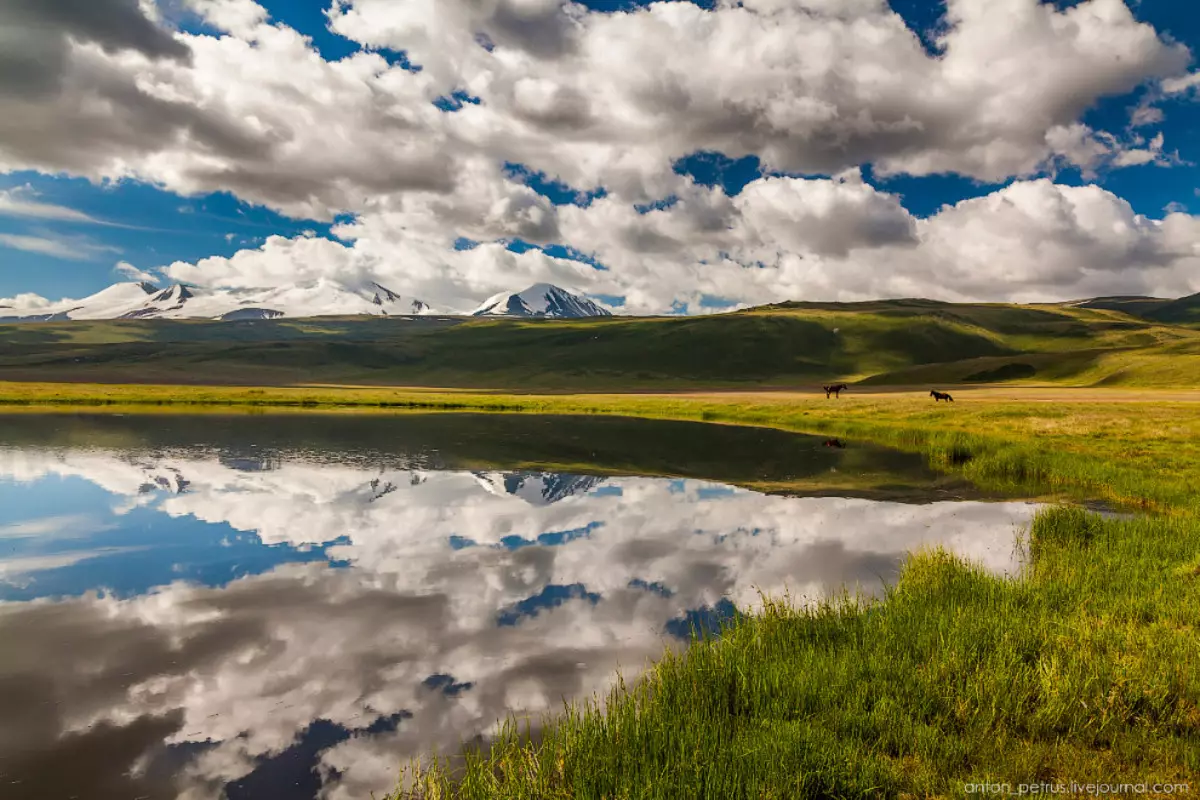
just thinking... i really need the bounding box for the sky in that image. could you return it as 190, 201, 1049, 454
0, 0, 1198, 315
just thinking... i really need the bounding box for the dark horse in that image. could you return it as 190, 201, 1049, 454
823, 438, 846, 449
930, 390, 954, 403
823, 383, 849, 399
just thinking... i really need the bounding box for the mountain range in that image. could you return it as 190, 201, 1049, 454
0, 280, 612, 322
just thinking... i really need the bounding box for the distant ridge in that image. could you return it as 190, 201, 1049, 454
473, 283, 612, 318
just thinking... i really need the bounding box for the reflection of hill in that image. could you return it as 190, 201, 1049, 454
0, 413, 993, 503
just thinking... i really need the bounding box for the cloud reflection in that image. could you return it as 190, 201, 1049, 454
0, 444, 1039, 800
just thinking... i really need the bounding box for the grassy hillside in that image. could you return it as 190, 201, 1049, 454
1143, 292, 1200, 325
1071, 293, 1200, 326
0, 299, 1196, 389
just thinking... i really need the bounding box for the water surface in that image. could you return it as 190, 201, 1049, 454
0, 414, 1041, 800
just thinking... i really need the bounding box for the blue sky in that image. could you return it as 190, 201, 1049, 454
0, 172, 338, 298
1, 0, 1198, 310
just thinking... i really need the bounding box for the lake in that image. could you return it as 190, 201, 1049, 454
0, 413, 1043, 800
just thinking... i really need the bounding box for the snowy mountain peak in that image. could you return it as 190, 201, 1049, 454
0, 280, 437, 322
368, 281, 430, 314
472, 283, 612, 318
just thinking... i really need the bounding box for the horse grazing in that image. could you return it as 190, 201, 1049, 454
823, 438, 846, 449
823, 383, 849, 399
930, 390, 954, 403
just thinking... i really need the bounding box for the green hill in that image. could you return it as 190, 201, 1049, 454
1, 299, 1197, 389
1142, 292, 1200, 325
1070, 293, 1200, 326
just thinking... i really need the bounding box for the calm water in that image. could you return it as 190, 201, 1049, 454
0, 414, 1041, 800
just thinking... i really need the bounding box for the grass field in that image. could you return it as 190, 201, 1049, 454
3, 299, 1199, 390
4, 379, 1200, 795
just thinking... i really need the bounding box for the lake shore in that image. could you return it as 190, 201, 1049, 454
4, 382, 1200, 796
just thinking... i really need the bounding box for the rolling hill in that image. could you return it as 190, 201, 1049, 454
2, 296, 1198, 390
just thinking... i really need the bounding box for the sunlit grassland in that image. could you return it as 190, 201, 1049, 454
4, 302, 1199, 389
3, 383, 1200, 796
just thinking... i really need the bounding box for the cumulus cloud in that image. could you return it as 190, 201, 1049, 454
138, 175, 1200, 314
0, 0, 189, 98
0, 0, 1196, 310
329, 0, 1188, 188
1, 0, 1191, 211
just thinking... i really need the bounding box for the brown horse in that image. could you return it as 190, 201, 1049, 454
930, 390, 954, 403
823, 383, 849, 399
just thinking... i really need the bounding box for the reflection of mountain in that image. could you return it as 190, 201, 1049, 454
472, 471, 605, 505
0, 440, 1041, 800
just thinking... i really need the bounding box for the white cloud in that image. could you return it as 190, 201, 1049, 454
0, 232, 119, 261
115, 260, 159, 282
1, 0, 1197, 310
1, 0, 1190, 212
328, 0, 1188, 188
144, 175, 1200, 314
0, 187, 100, 223
1162, 71, 1200, 95
1111, 131, 1171, 168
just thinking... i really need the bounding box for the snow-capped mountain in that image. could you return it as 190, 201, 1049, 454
472, 283, 612, 318
0, 279, 435, 322
473, 471, 607, 505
